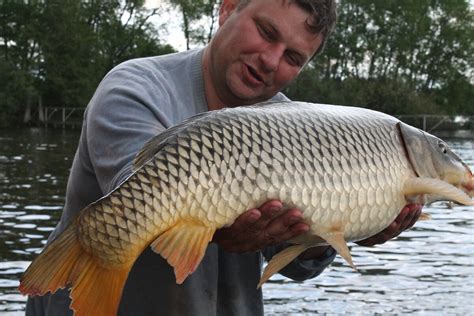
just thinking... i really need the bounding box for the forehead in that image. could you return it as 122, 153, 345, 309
241, 0, 323, 58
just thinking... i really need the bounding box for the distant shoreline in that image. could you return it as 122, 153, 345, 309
433, 129, 474, 140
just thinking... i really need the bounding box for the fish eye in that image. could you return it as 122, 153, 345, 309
438, 142, 448, 154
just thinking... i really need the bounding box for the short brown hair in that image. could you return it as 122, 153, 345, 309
237, 0, 337, 57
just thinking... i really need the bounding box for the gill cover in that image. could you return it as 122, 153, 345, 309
399, 122, 472, 193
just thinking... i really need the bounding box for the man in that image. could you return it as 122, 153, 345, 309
26, 0, 421, 315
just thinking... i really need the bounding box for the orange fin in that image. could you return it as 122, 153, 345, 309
258, 244, 311, 288
69, 259, 130, 316
19, 223, 133, 316
150, 220, 215, 284
320, 230, 356, 270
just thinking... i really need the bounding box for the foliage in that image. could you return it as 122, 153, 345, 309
0, 0, 472, 126
0, 0, 175, 126
287, 0, 474, 115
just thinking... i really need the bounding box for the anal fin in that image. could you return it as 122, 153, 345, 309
150, 220, 215, 284
320, 230, 356, 270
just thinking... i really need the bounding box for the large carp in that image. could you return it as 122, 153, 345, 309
20, 102, 473, 315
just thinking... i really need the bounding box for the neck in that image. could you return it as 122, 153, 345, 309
202, 46, 226, 111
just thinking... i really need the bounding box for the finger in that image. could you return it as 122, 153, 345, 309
262, 209, 309, 245
246, 200, 284, 232
214, 208, 261, 241
265, 208, 304, 238
280, 222, 310, 241
405, 204, 423, 230
409, 207, 422, 228
394, 206, 410, 225
230, 206, 301, 250
357, 221, 397, 247
356, 232, 383, 247
218, 201, 284, 248
357, 204, 424, 247
388, 205, 414, 236
399, 208, 415, 231
259, 200, 284, 213
400, 204, 423, 231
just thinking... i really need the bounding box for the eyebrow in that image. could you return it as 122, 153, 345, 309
256, 16, 309, 63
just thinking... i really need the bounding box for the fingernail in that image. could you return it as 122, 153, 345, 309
249, 210, 261, 222
299, 225, 309, 233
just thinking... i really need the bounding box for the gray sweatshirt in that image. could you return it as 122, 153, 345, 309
26, 48, 335, 316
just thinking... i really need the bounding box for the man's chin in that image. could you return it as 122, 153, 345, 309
229, 88, 271, 106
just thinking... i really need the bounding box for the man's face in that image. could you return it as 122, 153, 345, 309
206, 0, 323, 107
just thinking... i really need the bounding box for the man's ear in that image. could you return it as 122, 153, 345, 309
219, 0, 238, 25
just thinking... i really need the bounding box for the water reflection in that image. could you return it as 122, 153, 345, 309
1, 128, 78, 313
0, 128, 473, 314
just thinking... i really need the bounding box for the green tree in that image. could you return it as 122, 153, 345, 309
0, 0, 175, 126
289, 0, 473, 115
0, 1, 43, 124
39, 0, 174, 108
169, 0, 219, 49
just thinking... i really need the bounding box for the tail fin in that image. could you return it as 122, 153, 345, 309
19, 223, 132, 316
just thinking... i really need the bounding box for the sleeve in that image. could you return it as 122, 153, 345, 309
85, 64, 171, 194
262, 244, 336, 281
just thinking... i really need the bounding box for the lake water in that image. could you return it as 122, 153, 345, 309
1, 128, 473, 315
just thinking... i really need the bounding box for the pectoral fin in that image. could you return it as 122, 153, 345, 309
404, 177, 474, 206
150, 220, 215, 284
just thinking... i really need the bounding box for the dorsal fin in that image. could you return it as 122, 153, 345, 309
132, 111, 213, 172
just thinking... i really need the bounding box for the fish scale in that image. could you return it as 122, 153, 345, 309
20, 102, 474, 316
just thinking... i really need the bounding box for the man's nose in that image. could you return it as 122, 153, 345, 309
259, 43, 285, 72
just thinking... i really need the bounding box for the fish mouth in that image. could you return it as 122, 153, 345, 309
463, 180, 474, 198
461, 163, 474, 197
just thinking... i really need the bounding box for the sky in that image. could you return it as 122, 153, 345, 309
144, 0, 188, 51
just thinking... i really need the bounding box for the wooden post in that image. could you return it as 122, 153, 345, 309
38, 97, 44, 122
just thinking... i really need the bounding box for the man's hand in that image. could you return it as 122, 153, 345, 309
213, 201, 422, 258
212, 200, 309, 253
356, 203, 423, 247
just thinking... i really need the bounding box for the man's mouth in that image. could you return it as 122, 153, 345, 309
247, 65, 264, 84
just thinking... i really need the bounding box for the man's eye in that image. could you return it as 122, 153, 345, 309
258, 25, 273, 41
286, 54, 302, 67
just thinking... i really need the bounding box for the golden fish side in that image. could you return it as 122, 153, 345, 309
77, 102, 411, 266
19, 102, 474, 316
